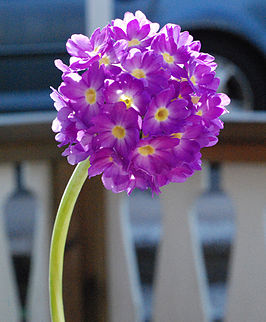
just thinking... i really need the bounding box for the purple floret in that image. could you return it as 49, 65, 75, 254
91, 102, 140, 157
142, 87, 190, 135
112, 10, 159, 50
122, 49, 170, 94
104, 73, 150, 115
151, 24, 191, 71
59, 62, 105, 124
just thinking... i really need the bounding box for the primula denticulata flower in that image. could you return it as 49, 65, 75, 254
51, 10, 230, 195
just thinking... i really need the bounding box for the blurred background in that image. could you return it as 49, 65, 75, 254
0, 0, 265, 321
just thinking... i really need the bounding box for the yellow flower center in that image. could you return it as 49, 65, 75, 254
191, 95, 200, 105
138, 145, 155, 156
99, 55, 110, 66
85, 88, 96, 105
132, 69, 146, 79
177, 77, 187, 82
190, 75, 197, 85
196, 110, 203, 116
128, 38, 141, 47
141, 133, 149, 139
162, 52, 174, 64
112, 125, 126, 139
171, 132, 183, 139
119, 94, 133, 109
155, 107, 169, 122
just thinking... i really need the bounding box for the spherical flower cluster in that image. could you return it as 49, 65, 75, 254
51, 10, 230, 194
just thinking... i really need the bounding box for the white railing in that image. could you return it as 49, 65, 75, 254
1, 161, 265, 321
106, 162, 266, 322
0, 161, 51, 322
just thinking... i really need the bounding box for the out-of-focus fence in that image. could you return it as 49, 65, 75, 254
0, 111, 265, 321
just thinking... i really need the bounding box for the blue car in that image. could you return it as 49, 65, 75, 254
0, 0, 265, 112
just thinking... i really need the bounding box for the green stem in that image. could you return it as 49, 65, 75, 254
49, 158, 90, 322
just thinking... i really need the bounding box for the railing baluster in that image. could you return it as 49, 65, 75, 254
153, 171, 210, 322
223, 163, 266, 322
24, 161, 51, 322
106, 191, 144, 322
0, 163, 20, 322
0, 216, 20, 321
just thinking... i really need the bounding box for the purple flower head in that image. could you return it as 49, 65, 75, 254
51, 10, 229, 194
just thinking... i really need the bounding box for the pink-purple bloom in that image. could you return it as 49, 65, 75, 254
142, 87, 189, 135
51, 10, 230, 194
151, 24, 191, 71
112, 11, 159, 50
91, 102, 140, 157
